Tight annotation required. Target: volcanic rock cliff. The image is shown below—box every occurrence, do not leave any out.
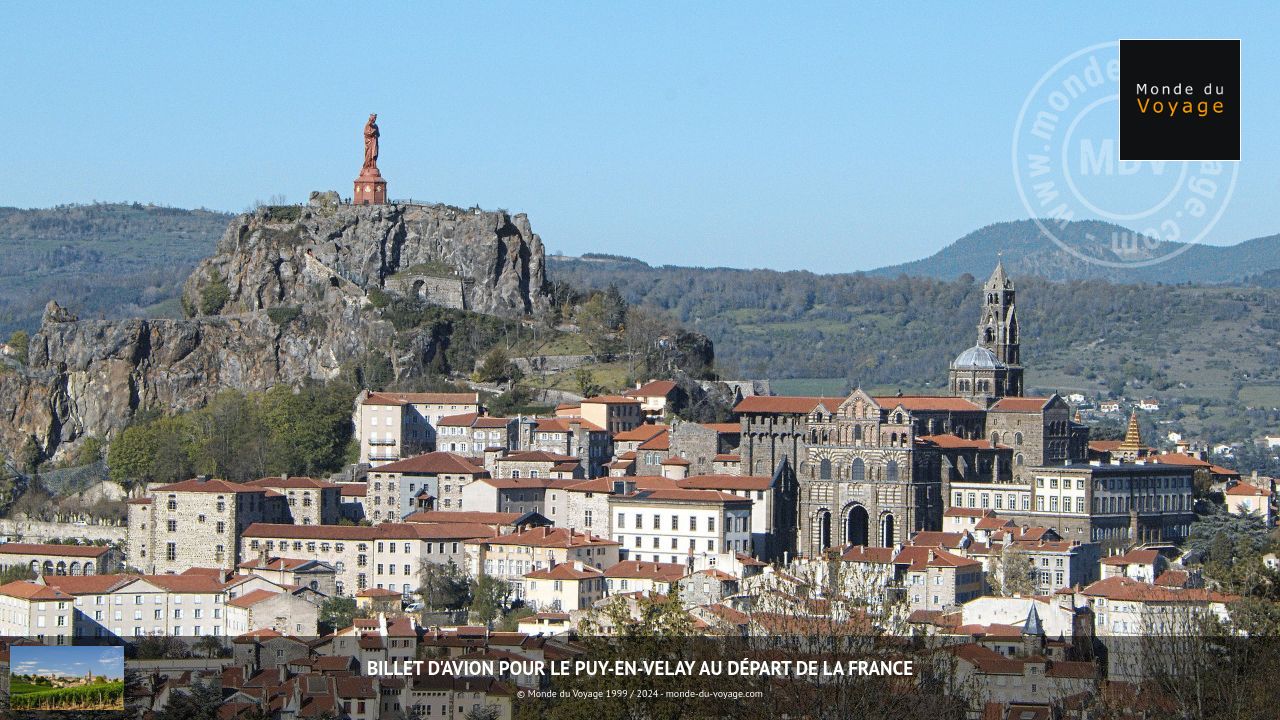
[1,202,551,460]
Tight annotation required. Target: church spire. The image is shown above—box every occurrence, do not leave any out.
[1114,410,1147,461]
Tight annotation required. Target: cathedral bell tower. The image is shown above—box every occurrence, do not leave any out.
[949,263,1025,404]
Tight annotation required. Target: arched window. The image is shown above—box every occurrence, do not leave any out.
[886,460,899,483]
[853,425,863,441]
[851,458,865,482]
[1015,432,1023,445]
[894,413,903,424]
[1015,453,1024,466]
[819,458,832,480]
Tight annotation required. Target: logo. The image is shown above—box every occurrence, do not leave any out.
[1012,42,1237,268]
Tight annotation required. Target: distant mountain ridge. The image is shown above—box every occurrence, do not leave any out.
[866,219,1280,284]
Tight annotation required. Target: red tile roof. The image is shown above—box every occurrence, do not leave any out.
[624,380,678,398]
[228,589,282,608]
[678,474,772,491]
[501,451,579,463]
[734,396,840,414]
[604,560,687,582]
[403,510,524,525]
[613,424,669,442]
[1082,575,1236,603]
[525,562,604,580]
[660,456,691,466]
[989,397,1053,412]
[535,417,606,433]
[564,476,676,493]
[245,476,337,490]
[1101,549,1160,566]
[0,580,71,600]
[374,452,490,476]
[0,542,110,558]
[470,526,619,549]
[355,587,400,598]
[582,395,641,405]
[40,574,137,595]
[362,392,479,406]
[637,432,671,451]
[840,545,896,563]
[437,412,480,427]
[1226,483,1271,496]
[613,488,753,505]
[701,423,742,434]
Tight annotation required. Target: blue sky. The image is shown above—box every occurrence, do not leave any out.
[10,645,123,679]
[0,3,1275,271]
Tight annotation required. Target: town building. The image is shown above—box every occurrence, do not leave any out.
[464,527,621,600]
[0,580,73,641]
[578,396,644,435]
[0,542,119,577]
[608,488,753,565]
[245,475,342,525]
[623,380,679,421]
[355,391,481,466]
[528,417,611,477]
[435,413,519,454]
[127,477,289,575]
[523,561,606,612]
[368,452,490,520]
[1224,481,1273,524]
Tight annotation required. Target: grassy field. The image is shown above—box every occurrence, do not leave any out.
[10,680,125,711]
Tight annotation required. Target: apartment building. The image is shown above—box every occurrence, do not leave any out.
[489,451,583,482]
[463,527,620,600]
[236,557,339,597]
[523,561,606,612]
[622,380,679,421]
[602,559,686,596]
[529,417,611,478]
[609,489,753,566]
[355,391,482,466]
[368,452,489,520]
[0,580,73,641]
[896,546,985,613]
[578,396,644,435]
[244,475,342,525]
[677,474,782,559]
[436,413,519,454]
[240,522,496,596]
[549,476,676,536]
[127,478,289,575]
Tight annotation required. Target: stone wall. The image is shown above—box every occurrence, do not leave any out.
[0,518,126,545]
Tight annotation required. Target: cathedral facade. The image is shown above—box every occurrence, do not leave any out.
[736,265,1090,558]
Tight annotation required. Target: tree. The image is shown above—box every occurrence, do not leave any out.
[76,436,105,467]
[16,435,41,474]
[469,575,512,627]
[573,367,603,397]
[475,346,515,384]
[319,596,358,631]
[156,679,223,720]
[418,560,470,611]
[193,635,224,659]
[6,329,28,364]
[464,706,502,720]
[198,270,231,315]
[999,545,1036,597]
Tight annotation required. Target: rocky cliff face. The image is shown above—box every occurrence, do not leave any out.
[1,203,551,460]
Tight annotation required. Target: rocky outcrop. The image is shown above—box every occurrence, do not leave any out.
[0,203,552,460]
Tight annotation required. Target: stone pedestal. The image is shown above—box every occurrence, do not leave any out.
[354,170,387,205]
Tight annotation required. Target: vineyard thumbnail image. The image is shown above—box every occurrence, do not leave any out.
[8,646,124,712]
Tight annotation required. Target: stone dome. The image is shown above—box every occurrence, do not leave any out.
[952,345,1005,369]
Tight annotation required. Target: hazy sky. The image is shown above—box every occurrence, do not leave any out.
[1,3,1275,271]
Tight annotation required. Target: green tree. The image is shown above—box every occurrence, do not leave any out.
[469,574,512,627]
[6,329,29,363]
[464,706,502,720]
[999,545,1036,597]
[475,346,515,383]
[319,595,358,631]
[418,560,471,611]
[198,270,231,315]
[17,435,42,474]
[156,679,223,720]
[75,436,105,466]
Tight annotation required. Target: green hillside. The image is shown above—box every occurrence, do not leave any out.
[0,203,230,334]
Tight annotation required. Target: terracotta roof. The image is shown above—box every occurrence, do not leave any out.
[339,482,367,497]
[604,560,687,582]
[153,478,270,493]
[237,557,319,572]
[581,395,641,405]
[734,396,839,414]
[908,531,971,548]
[245,475,337,490]
[564,476,676,493]
[624,380,678,397]
[1101,549,1160,566]
[896,545,981,570]
[356,588,400,598]
[613,424,669,442]
[525,562,604,581]
[228,589,282,608]
[141,574,230,593]
[0,542,110,558]
[989,397,1053,412]
[713,454,741,462]
[362,391,479,406]
[1226,483,1271,496]
[916,434,1003,450]
[375,452,490,475]
[612,488,753,505]
[501,450,578,463]
[535,417,605,433]
[691,568,737,581]
[469,526,619,548]
[678,474,772,491]
[403,510,524,525]
[1090,440,1124,452]
[637,432,671,451]
[437,412,481,427]
[1154,569,1191,587]
[874,395,982,412]
[660,456,691,466]
[0,580,71,600]
[943,507,993,518]
[702,423,742,434]
[40,574,137,595]
[1082,575,1236,603]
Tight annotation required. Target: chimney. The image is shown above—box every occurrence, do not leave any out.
[281,473,289,481]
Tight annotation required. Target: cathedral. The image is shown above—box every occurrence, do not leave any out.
[736,265,1090,558]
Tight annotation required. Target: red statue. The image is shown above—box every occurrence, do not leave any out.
[362,114,380,171]
[355,113,387,204]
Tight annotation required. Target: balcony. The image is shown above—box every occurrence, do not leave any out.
[367,438,398,446]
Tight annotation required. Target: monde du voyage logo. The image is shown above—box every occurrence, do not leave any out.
[1013,40,1240,269]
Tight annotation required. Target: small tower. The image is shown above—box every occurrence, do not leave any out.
[1021,604,1045,656]
[1113,411,1147,462]
[949,264,1025,405]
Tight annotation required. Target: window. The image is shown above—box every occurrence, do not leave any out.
[166,543,177,561]
[167,520,177,532]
